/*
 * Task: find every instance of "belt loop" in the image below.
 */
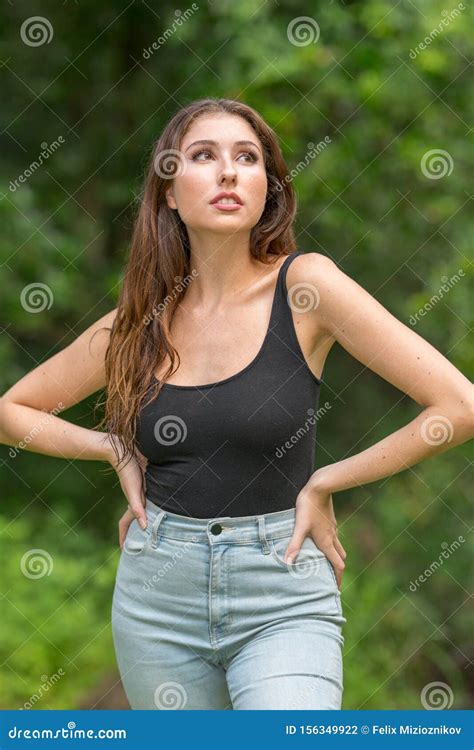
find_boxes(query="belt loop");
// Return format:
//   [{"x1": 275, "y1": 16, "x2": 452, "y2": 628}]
[
  {"x1": 257, "y1": 515, "x2": 270, "y2": 555},
  {"x1": 150, "y1": 510, "x2": 166, "y2": 549}
]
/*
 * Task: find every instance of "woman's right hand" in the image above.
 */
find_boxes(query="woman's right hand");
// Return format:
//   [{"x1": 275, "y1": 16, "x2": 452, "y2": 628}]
[{"x1": 106, "y1": 436, "x2": 149, "y2": 548}]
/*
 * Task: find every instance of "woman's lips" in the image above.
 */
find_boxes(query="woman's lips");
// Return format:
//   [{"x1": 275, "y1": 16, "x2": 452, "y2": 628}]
[{"x1": 210, "y1": 203, "x2": 243, "y2": 212}]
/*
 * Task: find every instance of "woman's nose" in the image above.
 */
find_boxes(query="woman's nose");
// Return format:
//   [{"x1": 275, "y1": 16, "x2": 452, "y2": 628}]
[{"x1": 217, "y1": 160, "x2": 237, "y2": 182}]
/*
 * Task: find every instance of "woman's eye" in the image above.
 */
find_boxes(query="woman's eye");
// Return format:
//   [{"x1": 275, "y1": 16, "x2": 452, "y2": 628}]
[
  {"x1": 239, "y1": 151, "x2": 258, "y2": 163},
  {"x1": 191, "y1": 150, "x2": 212, "y2": 161},
  {"x1": 191, "y1": 150, "x2": 258, "y2": 163}
]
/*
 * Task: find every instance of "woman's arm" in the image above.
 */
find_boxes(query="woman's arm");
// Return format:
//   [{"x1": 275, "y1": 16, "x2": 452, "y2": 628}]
[
  {"x1": 295, "y1": 253, "x2": 474, "y2": 495},
  {"x1": 0, "y1": 307, "x2": 149, "y2": 530},
  {"x1": 281, "y1": 254, "x2": 473, "y2": 582},
  {"x1": 0, "y1": 309, "x2": 118, "y2": 463}
]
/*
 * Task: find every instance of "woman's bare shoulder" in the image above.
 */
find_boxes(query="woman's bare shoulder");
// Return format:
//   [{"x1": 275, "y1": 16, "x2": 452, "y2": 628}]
[{"x1": 285, "y1": 251, "x2": 338, "y2": 293}]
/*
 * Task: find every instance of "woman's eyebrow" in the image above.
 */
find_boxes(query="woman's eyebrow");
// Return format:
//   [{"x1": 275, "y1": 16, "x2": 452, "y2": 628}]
[{"x1": 184, "y1": 139, "x2": 261, "y2": 154}]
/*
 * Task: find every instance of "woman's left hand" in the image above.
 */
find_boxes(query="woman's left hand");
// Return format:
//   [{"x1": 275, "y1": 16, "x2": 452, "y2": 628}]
[{"x1": 282, "y1": 477, "x2": 347, "y2": 590}]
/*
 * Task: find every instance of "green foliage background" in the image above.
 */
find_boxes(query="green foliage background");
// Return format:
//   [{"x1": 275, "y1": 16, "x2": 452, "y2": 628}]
[{"x1": 0, "y1": 0, "x2": 472, "y2": 709}]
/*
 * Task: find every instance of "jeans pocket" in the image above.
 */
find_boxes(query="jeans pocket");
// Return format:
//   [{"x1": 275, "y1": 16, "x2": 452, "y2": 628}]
[
  {"x1": 268, "y1": 535, "x2": 344, "y2": 618},
  {"x1": 269, "y1": 534, "x2": 327, "y2": 577},
  {"x1": 123, "y1": 517, "x2": 152, "y2": 557}
]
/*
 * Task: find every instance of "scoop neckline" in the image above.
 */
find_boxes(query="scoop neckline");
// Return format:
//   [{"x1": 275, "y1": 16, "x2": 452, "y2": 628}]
[{"x1": 153, "y1": 251, "x2": 299, "y2": 391}]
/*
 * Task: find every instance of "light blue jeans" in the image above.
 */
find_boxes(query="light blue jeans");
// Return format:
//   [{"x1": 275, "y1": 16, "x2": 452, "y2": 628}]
[{"x1": 111, "y1": 499, "x2": 346, "y2": 710}]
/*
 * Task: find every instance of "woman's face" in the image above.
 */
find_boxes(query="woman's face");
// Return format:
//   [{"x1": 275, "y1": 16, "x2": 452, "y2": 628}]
[{"x1": 165, "y1": 113, "x2": 268, "y2": 236}]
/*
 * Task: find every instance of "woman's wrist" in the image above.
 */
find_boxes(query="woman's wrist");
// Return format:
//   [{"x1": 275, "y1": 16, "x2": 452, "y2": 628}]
[
  {"x1": 308, "y1": 465, "x2": 338, "y2": 496},
  {"x1": 96, "y1": 431, "x2": 121, "y2": 466}
]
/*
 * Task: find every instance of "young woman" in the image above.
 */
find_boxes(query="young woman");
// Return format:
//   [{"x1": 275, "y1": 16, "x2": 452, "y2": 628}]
[{"x1": 1, "y1": 98, "x2": 472, "y2": 711}]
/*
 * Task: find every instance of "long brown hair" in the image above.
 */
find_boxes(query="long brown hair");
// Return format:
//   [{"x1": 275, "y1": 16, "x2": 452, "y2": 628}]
[{"x1": 95, "y1": 97, "x2": 297, "y2": 470}]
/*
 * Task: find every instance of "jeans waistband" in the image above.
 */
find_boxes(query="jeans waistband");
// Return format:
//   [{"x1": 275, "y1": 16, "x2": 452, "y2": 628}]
[{"x1": 143, "y1": 498, "x2": 297, "y2": 545}]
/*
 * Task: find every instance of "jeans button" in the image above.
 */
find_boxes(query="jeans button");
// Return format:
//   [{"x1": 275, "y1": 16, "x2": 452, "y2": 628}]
[{"x1": 210, "y1": 523, "x2": 222, "y2": 535}]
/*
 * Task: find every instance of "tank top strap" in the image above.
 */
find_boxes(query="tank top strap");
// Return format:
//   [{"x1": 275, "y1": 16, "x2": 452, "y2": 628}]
[
  {"x1": 277, "y1": 249, "x2": 306, "y2": 295},
  {"x1": 274, "y1": 249, "x2": 306, "y2": 315},
  {"x1": 267, "y1": 249, "x2": 308, "y2": 357}
]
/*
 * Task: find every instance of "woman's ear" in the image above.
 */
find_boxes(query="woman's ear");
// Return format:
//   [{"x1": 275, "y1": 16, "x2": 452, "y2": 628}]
[{"x1": 165, "y1": 186, "x2": 177, "y2": 210}]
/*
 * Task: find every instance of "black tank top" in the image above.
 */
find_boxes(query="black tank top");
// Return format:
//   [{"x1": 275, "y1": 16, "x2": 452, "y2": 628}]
[{"x1": 135, "y1": 250, "x2": 323, "y2": 518}]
